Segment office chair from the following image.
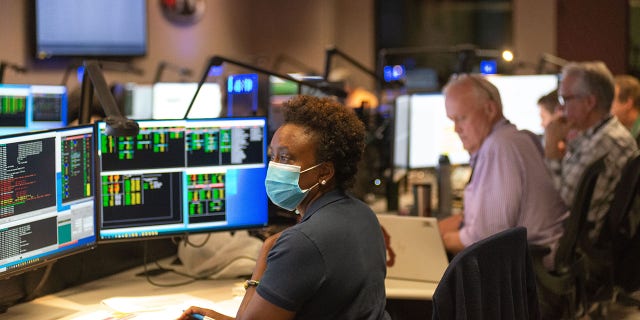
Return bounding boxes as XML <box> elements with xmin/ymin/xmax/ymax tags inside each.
<box><xmin>432</xmin><ymin>227</ymin><xmax>540</xmax><ymax>320</ymax></box>
<box><xmin>586</xmin><ymin>153</ymin><xmax>640</xmax><ymax>308</ymax></box>
<box><xmin>530</xmin><ymin>156</ymin><xmax>606</xmax><ymax>319</ymax></box>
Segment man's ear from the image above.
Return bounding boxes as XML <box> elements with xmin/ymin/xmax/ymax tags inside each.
<box><xmin>484</xmin><ymin>100</ymin><xmax>499</xmax><ymax>119</ymax></box>
<box><xmin>584</xmin><ymin>94</ymin><xmax>597</xmax><ymax>113</ymax></box>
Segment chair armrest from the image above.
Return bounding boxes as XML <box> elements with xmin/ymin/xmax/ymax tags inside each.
<box><xmin>529</xmin><ymin>243</ymin><xmax>577</xmax><ymax>295</ymax></box>
<box><xmin>529</xmin><ymin>244</ymin><xmax>551</xmax><ymax>258</ymax></box>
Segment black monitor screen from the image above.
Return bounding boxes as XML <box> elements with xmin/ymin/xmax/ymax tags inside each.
<box><xmin>97</xmin><ymin>118</ymin><xmax>269</xmax><ymax>241</ymax></box>
<box><xmin>0</xmin><ymin>125</ymin><xmax>96</xmax><ymax>279</ymax></box>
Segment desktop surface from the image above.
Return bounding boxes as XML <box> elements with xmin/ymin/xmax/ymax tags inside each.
<box><xmin>0</xmin><ymin>258</ymin><xmax>243</xmax><ymax>320</ymax></box>
<box><xmin>0</xmin><ymin>259</ymin><xmax>437</xmax><ymax>320</ymax></box>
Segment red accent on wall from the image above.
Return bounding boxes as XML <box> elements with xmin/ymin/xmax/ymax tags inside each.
<box><xmin>556</xmin><ymin>0</ymin><xmax>629</xmax><ymax>74</ymax></box>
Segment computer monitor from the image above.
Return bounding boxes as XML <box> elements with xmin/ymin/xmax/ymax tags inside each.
<box><xmin>34</xmin><ymin>0</ymin><xmax>147</xmax><ymax>58</ymax></box>
<box><xmin>0</xmin><ymin>85</ymin><xmax>30</xmax><ymax>135</ymax></box>
<box><xmin>96</xmin><ymin>117</ymin><xmax>269</xmax><ymax>241</ymax></box>
<box><xmin>152</xmin><ymin>82</ymin><xmax>222</xmax><ymax>120</ymax></box>
<box><xmin>0</xmin><ymin>125</ymin><xmax>96</xmax><ymax>280</ymax></box>
<box><xmin>393</xmin><ymin>93</ymin><xmax>468</xmax><ymax>170</ymax></box>
<box><xmin>268</xmin><ymin>76</ymin><xmax>299</xmax><ymax>138</ymax></box>
<box><xmin>29</xmin><ymin>85</ymin><xmax>68</xmax><ymax>130</ymax></box>
<box><xmin>0</xmin><ymin>84</ymin><xmax>68</xmax><ymax>136</ymax></box>
<box><xmin>123</xmin><ymin>83</ymin><xmax>153</xmax><ymax>120</ymax></box>
<box><xmin>486</xmin><ymin>74</ymin><xmax>559</xmax><ymax>135</ymax></box>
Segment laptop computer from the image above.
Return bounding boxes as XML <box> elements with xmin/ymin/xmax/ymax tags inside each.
<box><xmin>377</xmin><ymin>214</ymin><xmax>449</xmax><ymax>283</ymax></box>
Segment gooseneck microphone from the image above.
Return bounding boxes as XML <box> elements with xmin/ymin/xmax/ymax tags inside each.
<box><xmin>153</xmin><ymin>60</ymin><xmax>193</xmax><ymax>83</ymax></box>
<box><xmin>183</xmin><ymin>55</ymin><xmax>348</xmax><ymax>119</ymax></box>
<box><xmin>0</xmin><ymin>60</ymin><xmax>28</xmax><ymax>84</ymax></box>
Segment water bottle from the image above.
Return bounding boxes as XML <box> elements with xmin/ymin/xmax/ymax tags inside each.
<box><xmin>437</xmin><ymin>154</ymin><xmax>452</xmax><ymax>219</ymax></box>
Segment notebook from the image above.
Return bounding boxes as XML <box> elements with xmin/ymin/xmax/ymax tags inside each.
<box><xmin>377</xmin><ymin>214</ymin><xmax>449</xmax><ymax>283</ymax></box>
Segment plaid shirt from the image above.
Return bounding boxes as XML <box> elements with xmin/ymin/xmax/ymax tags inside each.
<box><xmin>546</xmin><ymin>116</ymin><xmax>639</xmax><ymax>239</ymax></box>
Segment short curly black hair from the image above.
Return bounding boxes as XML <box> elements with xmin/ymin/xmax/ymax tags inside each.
<box><xmin>282</xmin><ymin>95</ymin><xmax>366</xmax><ymax>190</ymax></box>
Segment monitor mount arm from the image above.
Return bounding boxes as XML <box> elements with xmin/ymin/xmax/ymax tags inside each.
<box><xmin>79</xmin><ymin>60</ymin><xmax>140</xmax><ymax>136</ymax></box>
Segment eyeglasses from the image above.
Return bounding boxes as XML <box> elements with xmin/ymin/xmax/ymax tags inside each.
<box><xmin>558</xmin><ymin>94</ymin><xmax>583</xmax><ymax>106</ymax></box>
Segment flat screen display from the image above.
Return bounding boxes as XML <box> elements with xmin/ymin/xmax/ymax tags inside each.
<box><xmin>96</xmin><ymin>118</ymin><xmax>269</xmax><ymax>241</ymax></box>
<box><xmin>34</xmin><ymin>0</ymin><xmax>147</xmax><ymax>58</ymax></box>
<box><xmin>0</xmin><ymin>125</ymin><xmax>96</xmax><ymax>279</ymax></box>
<box><xmin>152</xmin><ymin>82</ymin><xmax>222</xmax><ymax>120</ymax></box>
<box><xmin>486</xmin><ymin>74</ymin><xmax>559</xmax><ymax>135</ymax></box>
<box><xmin>394</xmin><ymin>93</ymin><xmax>468</xmax><ymax>169</ymax></box>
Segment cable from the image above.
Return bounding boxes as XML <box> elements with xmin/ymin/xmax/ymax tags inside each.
<box><xmin>142</xmin><ymin>241</ymin><xmax>197</xmax><ymax>287</ymax></box>
<box><xmin>141</xmin><ymin>239</ymin><xmax>258</xmax><ymax>288</ymax></box>
<box><xmin>182</xmin><ymin>233</ymin><xmax>212</xmax><ymax>248</ymax></box>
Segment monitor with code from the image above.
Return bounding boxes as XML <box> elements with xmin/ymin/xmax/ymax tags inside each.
<box><xmin>0</xmin><ymin>125</ymin><xmax>96</xmax><ymax>279</ymax></box>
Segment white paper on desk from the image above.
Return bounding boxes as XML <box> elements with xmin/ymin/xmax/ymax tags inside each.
<box><xmin>102</xmin><ymin>293</ymin><xmax>242</xmax><ymax>318</ymax></box>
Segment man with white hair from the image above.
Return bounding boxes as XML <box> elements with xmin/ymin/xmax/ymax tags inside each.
<box><xmin>545</xmin><ymin>61</ymin><xmax>638</xmax><ymax>241</ymax></box>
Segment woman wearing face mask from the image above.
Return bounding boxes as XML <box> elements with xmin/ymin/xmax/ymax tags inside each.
<box><xmin>179</xmin><ymin>95</ymin><xmax>390</xmax><ymax>320</ymax></box>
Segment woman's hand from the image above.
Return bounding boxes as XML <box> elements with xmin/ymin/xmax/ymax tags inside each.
<box><xmin>178</xmin><ymin>306</ymin><xmax>234</xmax><ymax>320</ymax></box>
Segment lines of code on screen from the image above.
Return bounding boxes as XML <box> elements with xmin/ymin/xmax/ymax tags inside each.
<box><xmin>61</xmin><ymin>133</ymin><xmax>93</xmax><ymax>203</ymax></box>
<box><xmin>0</xmin><ymin>137</ymin><xmax>56</xmax><ymax>218</ymax></box>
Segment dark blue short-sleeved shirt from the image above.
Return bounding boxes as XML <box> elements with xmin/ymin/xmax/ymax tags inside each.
<box><xmin>257</xmin><ymin>189</ymin><xmax>390</xmax><ymax>320</ymax></box>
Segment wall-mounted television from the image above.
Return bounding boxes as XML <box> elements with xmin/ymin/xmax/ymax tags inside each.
<box><xmin>34</xmin><ymin>0</ymin><xmax>147</xmax><ymax>59</ymax></box>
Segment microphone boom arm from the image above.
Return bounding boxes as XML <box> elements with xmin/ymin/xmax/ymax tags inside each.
<box><xmin>183</xmin><ymin>55</ymin><xmax>347</xmax><ymax>119</ymax></box>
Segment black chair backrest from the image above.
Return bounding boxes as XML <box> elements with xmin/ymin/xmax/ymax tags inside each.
<box><xmin>432</xmin><ymin>227</ymin><xmax>540</xmax><ymax>320</ymax></box>
<box><xmin>605</xmin><ymin>153</ymin><xmax>640</xmax><ymax>292</ymax></box>
<box><xmin>554</xmin><ymin>156</ymin><xmax>607</xmax><ymax>271</ymax></box>
<box><xmin>607</xmin><ymin>153</ymin><xmax>640</xmax><ymax>237</ymax></box>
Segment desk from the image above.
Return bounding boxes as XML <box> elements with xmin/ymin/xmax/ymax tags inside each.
<box><xmin>0</xmin><ymin>259</ymin><xmax>242</xmax><ymax>320</ymax></box>
<box><xmin>1</xmin><ymin>257</ymin><xmax>438</xmax><ymax>320</ymax></box>
<box><xmin>385</xmin><ymin>278</ymin><xmax>437</xmax><ymax>300</ymax></box>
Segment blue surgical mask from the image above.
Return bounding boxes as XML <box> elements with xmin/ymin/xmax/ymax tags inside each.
<box><xmin>264</xmin><ymin>161</ymin><xmax>322</xmax><ymax>211</ymax></box>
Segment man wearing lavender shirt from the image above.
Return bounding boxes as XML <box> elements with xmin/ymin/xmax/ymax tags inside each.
<box><xmin>438</xmin><ymin>74</ymin><xmax>567</xmax><ymax>268</ymax></box>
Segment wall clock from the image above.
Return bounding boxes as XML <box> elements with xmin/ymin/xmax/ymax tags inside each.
<box><xmin>160</xmin><ymin>0</ymin><xmax>205</xmax><ymax>25</ymax></box>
